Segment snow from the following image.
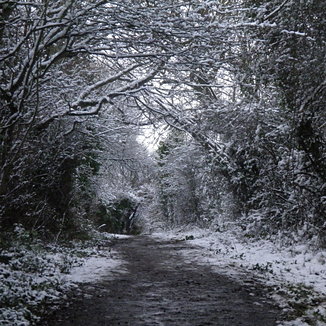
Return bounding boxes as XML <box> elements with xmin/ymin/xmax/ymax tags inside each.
<box><xmin>106</xmin><ymin>233</ymin><xmax>132</xmax><ymax>240</ymax></box>
<box><xmin>153</xmin><ymin>227</ymin><xmax>326</xmax><ymax>325</ymax></box>
<box><xmin>153</xmin><ymin>228</ymin><xmax>326</xmax><ymax>295</ymax></box>
<box><xmin>64</xmin><ymin>250</ymin><xmax>126</xmax><ymax>283</ymax></box>
<box><xmin>63</xmin><ymin>233</ymin><xmax>131</xmax><ymax>284</ymax></box>
<box><xmin>0</xmin><ymin>232</ymin><xmax>128</xmax><ymax>325</ymax></box>
<box><xmin>2</xmin><ymin>227</ymin><xmax>325</xmax><ymax>325</ymax></box>
<box><xmin>279</xmin><ymin>321</ymin><xmax>310</xmax><ymax>326</ymax></box>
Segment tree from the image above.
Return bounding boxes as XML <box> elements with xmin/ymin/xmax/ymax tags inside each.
<box><xmin>0</xmin><ymin>0</ymin><xmax>161</xmax><ymax>234</ymax></box>
<box><xmin>1</xmin><ymin>0</ymin><xmax>324</xmax><ymax>245</ymax></box>
<box><xmin>235</xmin><ymin>0</ymin><xmax>326</xmax><ymax>241</ymax></box>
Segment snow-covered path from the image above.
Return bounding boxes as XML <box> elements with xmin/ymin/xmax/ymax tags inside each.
<box><xmin>42</xmin><ymin>236</ymin><xmax>281</xmax><ymax>325</ymax></box>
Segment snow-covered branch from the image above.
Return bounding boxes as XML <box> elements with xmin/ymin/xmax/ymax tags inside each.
<box><xmin>68</xmin><ymin>63</ymin><xmax>164</xmax><ymax>115</ymax></box>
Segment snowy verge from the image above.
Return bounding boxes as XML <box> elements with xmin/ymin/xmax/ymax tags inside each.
<box><xmin>63</xmin><ymin>250</ymin><xmax>126</xmax><ymax>284</ymax></box>
<box><xmin>152</xmin><ymin>227</ymin><xmax>326</xmax><ymax>326</ymax></box>
<box><xmin>0</xmin><ymin>229</ymin><xmax>127</xmax><ymax>326</ymax></box>
<box><xmin>62</xmin><ymin>233</ymin><xmax>130</xmax><ymax>284</ymax></box>
<box><xmin>64</xmin><ymin>255</ymin><xmax>121</xmax><ymax>283</ymax></box>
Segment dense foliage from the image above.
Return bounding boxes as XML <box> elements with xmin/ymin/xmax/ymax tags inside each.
<box><xmin>0</xmin><ymin>0</ymin><xmax>325</xmax><ymax>245</ymax></box>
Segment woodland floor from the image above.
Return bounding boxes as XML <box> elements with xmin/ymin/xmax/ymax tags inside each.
<box><xmin>41</xmin><ymin>236</ymin><xmax>283</xmax><ymax>326</ymax></box>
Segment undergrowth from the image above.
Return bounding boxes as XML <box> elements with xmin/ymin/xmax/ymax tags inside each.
<box><xmin>0</xmin><ymin>224</ymin><xmax>108</xmax><ymax>325</ymax></box>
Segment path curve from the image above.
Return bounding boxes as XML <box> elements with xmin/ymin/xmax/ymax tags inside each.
<box><xmin>42</xmin><ymin>236</ymin><xmax>281</xmax><ymax>325</ymax></box>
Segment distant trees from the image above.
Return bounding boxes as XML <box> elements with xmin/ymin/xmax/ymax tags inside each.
<box><xmin>155</xmin><ymin>130</ymin><xmax>232</xmax><ymax>229</ymax></box>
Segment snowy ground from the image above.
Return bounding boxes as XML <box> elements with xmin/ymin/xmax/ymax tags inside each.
<box><xmin>63</xmin><ymin>234</ymin><xmax>130</xmax><ymax>284</ymax></box>
<box><xmin>1</xmin><ymin>227</ymin><xmax>325</xmax><ymax>325</ymax></box>
<box><xmin>153</xmin><ymin>227</ymin><xmax>326</xmax><ymax>326</ymax></box>
<box><xmin>0</xmin><ymin>231</ymin><xmax>128</xmax><ymax>326</ymax></box>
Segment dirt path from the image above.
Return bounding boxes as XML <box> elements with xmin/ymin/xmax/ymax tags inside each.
<box><xmin>42</xmin><ymin>236</ymin><xmax>282</xmax><ymax>325</ymax></box>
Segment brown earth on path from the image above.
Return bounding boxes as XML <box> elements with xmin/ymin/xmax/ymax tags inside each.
<box><xmin>41</xmin><ymin>236</ymin><xmax>282</xmax><ymax>326</ymax></box>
